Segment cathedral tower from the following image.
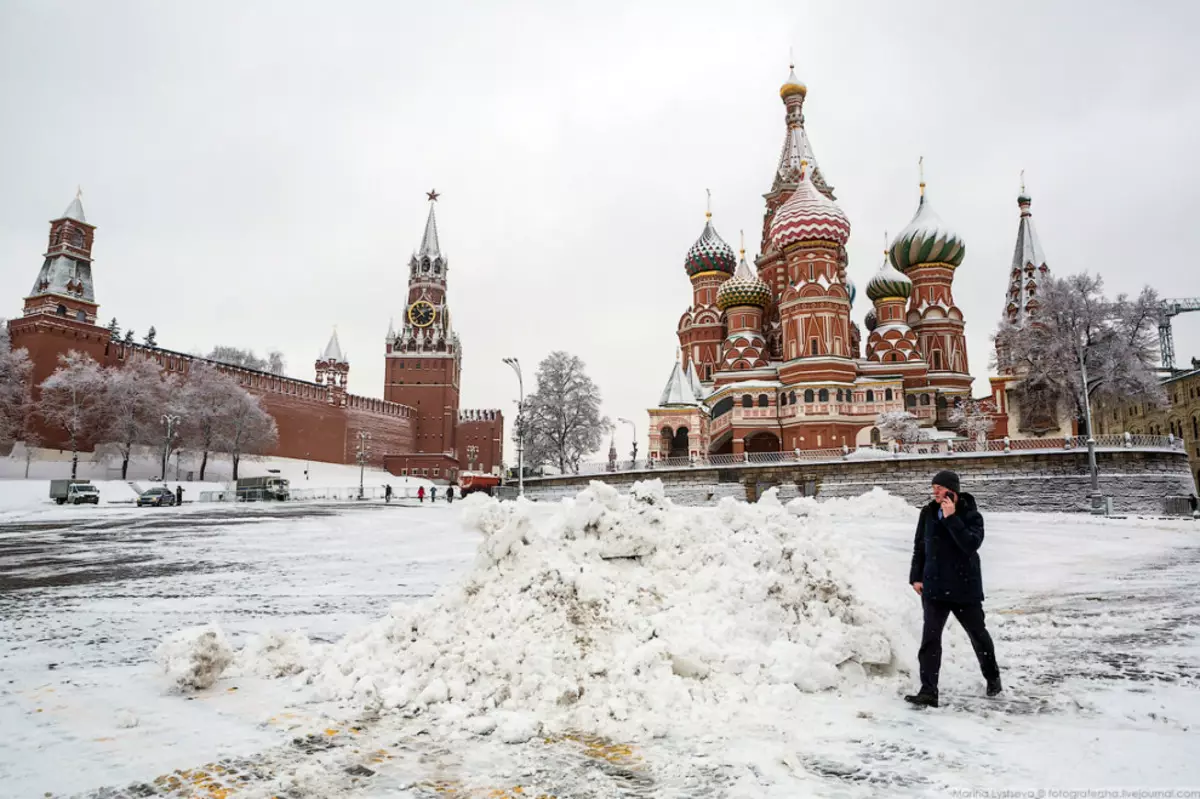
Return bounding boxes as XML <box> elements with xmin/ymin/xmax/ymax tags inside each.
<box><xmin>384</xmin><ymin>191</ymin><xmax>462</xmax><ymax>477</ymax></box>
<box><xmin>715</xmin><ymin>242</ymin><xmax>771</xmax><ymax>371</ymax></box>
<box><xmin>677</xmin><ymin>199</ymin><xmax>735</xmax><ymax>382</ymax></box>
<box><xmin>24</xmin><ymin>190</ymin><xmax>99</xmax><ymax>324</ymax></box>
<box><xmin>890</xmin><ymin>169</ymin><xmax>971</xmax><ymax>401</ymax></box>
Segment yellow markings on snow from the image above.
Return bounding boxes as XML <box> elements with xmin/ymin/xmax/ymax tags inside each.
<box><xmin>548</xmin><ymin>732</ymin><xmax>643</xmax><ymax>769</ymax></box>
<box><xmin>149</xmin><ymin>766</ymin><xmax>239</xmax><ymax>798</ymax></box>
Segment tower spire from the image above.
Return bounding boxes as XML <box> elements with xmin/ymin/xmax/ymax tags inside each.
<box><xmin>918</xmin><ymin>156</ymin><xmax>925</xmax><ymax>197</ymax></box>
<box><xmin>62</xmin><ymin>186</ymin><xmax>86</xmax><ymax>223</ymax></box>
<box><xmin>418</xmin><ymin>191</ymin><xmax>442</xmax><ymax>259</ymax></box>
<box><xmin>705</xmin><ymin>188</ymin><xmax>712</xmax><ymax>220</ymax></box>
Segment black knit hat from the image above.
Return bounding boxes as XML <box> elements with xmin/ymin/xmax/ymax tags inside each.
<box><xmin>931</xmin><ymin>469</ymin><xmax>960</xmax><ymax>495</ymax></box>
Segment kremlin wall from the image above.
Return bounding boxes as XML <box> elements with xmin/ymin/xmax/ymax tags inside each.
<box><xmin>7</xmin><ymin>193</ymin><xmax>503</xmax><ymax>482</ymax></box>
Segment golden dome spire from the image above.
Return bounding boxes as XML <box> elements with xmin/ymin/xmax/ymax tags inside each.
<box><xmin>780</xmin><ymin>52</ymin><xmax>807</xmax><ymax>99</ymax></box>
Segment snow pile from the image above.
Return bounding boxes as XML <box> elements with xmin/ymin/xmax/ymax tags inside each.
<box><xmin>306</xmin><ymin>480</ymin><xmax>916</xmax><ymax>742</ymax></box>
<box><xmin>155</xmin><ymin>624</ymin><xmax>234</xmax><ymax>691</ymax></box>
<box><xmin>236</xmin><ymin>630</ymin><xmax>319</xmax><ymax>678</ymax></box>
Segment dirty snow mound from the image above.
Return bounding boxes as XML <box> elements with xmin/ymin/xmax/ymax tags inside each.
<box><xmin>156</xmin><ymin>623</ymin><xmax>234</xmax><ymax>691</ymax></box>
<box><xmin>236</xmin><ymin>630</ymin><xmax>319</xmax><ymax>678</ymax></box>
<box><xmin>307</xmin><ymin>480</ymin><xmax>916</xmax><ymax>742</ymax></box>
<box><xmin>789</xmin><ymin>485</ymin><xmax>919</xmax><ymax>521</ymax></box>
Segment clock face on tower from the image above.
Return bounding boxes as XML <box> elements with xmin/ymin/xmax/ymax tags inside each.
<box><xmin>408</xmin><ymin>300</ymin><xmax>437</xmax><ymax>328</ymax></box>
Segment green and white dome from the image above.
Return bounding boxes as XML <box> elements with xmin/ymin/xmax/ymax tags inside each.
<box><xmin>866</xmin><ymin>256</ymin><xmax>913</xmax><ymax>302</ymax></box>
<box><xmin>889</xmin><ymin>193</ymin><xmax>965</xmax><ymax>272</ymax></box>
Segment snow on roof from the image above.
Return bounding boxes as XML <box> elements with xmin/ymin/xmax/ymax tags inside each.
<box><xmin>658</xmin><ymin>360</ymin><xmax>700</xmax><ymax>407</ymax></box>
<box><xmin>60</xmin><ymin>191</ymin><xmax>86</xmax><ymax>223</ymax></box>
<box><xmin>685</xmin><ymin>361</ymin><xmax>708</xmax><ymax>399</ymax></box>
<box><xmin>419</xmin><ymin>201</ymin><xmax>442</xmax><ymax>259</ymax></box>
<box><xmin>322</xmin><ymin>329</ymin><xmax>345</xmax><ymax>362</ymax></box>
<box><xmin>1007</xmin><ymin>193</ymin><xmax>1049</xmax><ymax>321</ymax></box>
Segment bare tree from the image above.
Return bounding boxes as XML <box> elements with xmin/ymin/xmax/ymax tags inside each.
<box><xmin>179</xmin><ymin>362</ymin><xmax>243</xmax><ymax>480</ymax></box>
<box><xmin>876</xmin><ymin>410</ymin><xmax>922</xmax><ymax>446</ymax></box>
<box><xmin>22</xmin><ymin>426</ymin><xmax>43</xmax><ymax>478</ymax></box>
<box><xmin>222</xmin><ymin>390</ymin><xmax>278</xmax><ymax>481</ymax></box>
<box><xmin>995</xmin><ymin>274</ymin><xmax>1165</xmax><ymax>434</ymax></box>
<box><xmin>524</xmin><ymin>351</ymin><xmax>612</xmax><ymax>474</ymax></box>
<box><xmin>949</xmin><ymin>398</ymin><xmax>997</xmax><ymax>443</ymax></box>
<box><xmin>39</xmin><ymin>351</ymin><xmax>109</xmax><ymax>479</ymax></box>
<box><xmin>0</xmin><ymin>344</ymin><xmax>33</xmax><ymax>450</ymax></box>
<box><xmin>267</xmin><ymin>350</ymin><xmax>286</xmax><ymax>376</ymax></box>
<box><xmin>102</xmin><ymin>357</ymin><xmax>172</xmax><ymax>479</ymax></box>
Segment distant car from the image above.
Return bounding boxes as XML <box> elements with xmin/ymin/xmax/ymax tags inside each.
<box><xmin>137</xmin><ymin>487</ymin><xmax>177</xmax><ymax>507</ymax></box>
<box><xmin>49</xmin><ymin>480</ymin><xmax>100</xmax><ymax>505</ymax></box>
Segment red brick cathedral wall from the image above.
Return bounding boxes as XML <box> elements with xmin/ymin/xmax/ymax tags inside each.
<box><xmin>7</xmin><ymin>319</ymin><xmax>415</xmax><ymax>468</ymax></box>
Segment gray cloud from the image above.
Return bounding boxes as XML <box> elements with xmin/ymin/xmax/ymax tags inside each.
<box><xmin>3</xmin><ymin>0</ymin><xmax>1198</xmax><ymax>463</ymax></box>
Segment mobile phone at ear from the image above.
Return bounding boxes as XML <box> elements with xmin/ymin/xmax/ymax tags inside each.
<box><xmin>946</xmin><ymin>490</ymin><xmax>957</xmax><ymax>503</ymax></box>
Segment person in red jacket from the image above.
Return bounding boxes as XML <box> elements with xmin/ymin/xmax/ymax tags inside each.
<box><xmin>905</xmin><ymin>469</ymin><xmax>1002</xmax><ymax>708</ymax></box>
<box><xmin>417</xmin><ymin>485</ymin><xmax>425</xmax><ymax>503</ymax></box>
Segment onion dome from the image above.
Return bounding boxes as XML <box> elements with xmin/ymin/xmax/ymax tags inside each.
<box><xmin>889</xmin><ymin>189</ymin><xmax>965</xmax><ymax>273</ymax></box>
<box><xmin>716</xmin><ymin>252</ymin><xmax>771</xmax><ymax>311</ymax></box>
<box><xmin>684</xmin><ymin>215</ymin><xmax>737</xmax><ymax>277</ymax></box>
<box><xmin>780</xmin><ymin>64</ymin><xmax>807</xmax><ymax>100</ymax></box>
<box><xmin>866</xmin><ymin>256</ymin><xmax>913</xmax><ymax>302</ymax></box>
<box><xmin>864</xmin><ymin>308</ymin><xmax>878</xmax><ymax>331</ymax></box>
<box><xmin>846</xmin><ymin>275</ymin><xmax>857</xmax><ymax>306</ymax></box>
<box><xmin>769</xmin><ymin>160</ymin><xmax>851</xmax><ymax>251</ymax></box>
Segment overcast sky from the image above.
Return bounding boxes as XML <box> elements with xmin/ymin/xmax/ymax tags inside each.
<box><xmin>3</xmin><ymin>0</ymin><xmax>1199</xmax><ymax>463</ymax></box>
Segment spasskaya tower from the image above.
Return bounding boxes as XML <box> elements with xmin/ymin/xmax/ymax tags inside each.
<box><xmin>382</xmin><ymin>190</ymin><xmax>465</xmax><ymax>480</ymax></box>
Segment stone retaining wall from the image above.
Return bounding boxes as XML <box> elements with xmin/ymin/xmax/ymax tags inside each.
<box><xmin>521</xmin><ymin>449</ymin><xmax>1196</xmax><ymax>515</ymax></box>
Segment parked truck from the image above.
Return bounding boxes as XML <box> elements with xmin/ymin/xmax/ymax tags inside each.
<box><xmin>235</xmin><ymin>475</ymin><xmax>290</xmax><ymax>501</ymax></box>
<box><xmin>49</xmin><ymin>480</ymin><xmax>100</xmax><ymax>505</ymax></box>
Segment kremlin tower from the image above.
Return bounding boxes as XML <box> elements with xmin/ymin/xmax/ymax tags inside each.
<box><xmin>651</xmin><ymin>65</ymin><xmax>977</xmax><ymax>457</ymax></box>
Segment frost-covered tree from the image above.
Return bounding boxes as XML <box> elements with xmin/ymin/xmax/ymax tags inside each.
<box><xmin>949</xmin><ymin>398</ymin><xmax>997</xmax><ymax>444</ymax></box>
<box><xmin>524</xmin><ymin>351</ymin><xmax>612</xmax><ymax>474</ymax></box>
<box><xmin>143</xmin><ymin>326</ymin><xmax>158</xmax><ymax>348</ymax></box>
<box><xmin>0</xmin><ymin>345</ymin><xmax>34</xmax><ymax>449</ymax></box>
<box><xmin>22</xmin><ymin>426</ymin><xmax>43</xmax><ymax>478</ymax></box>
<box><xmin>102</xmin><ymin>357</ymin><xmax>172</xmax><ymax>479</ymax></box>
<box><xmin>179</xmin><ymin>362</ymin><xmax>243</xmax><ymax>480</ymax></box>
<box><xmin>208</xmin><ymin>346</ymin><xmax>287</xmax><ymax>376</ymax></box>
<box><xmin>222</xmin><ymin>390</ymin><xmax>278</xmax><ymax>480</ymax></box>
<box><xmin>107</xmin><ymin>318</ymin><xmax>121</xmax><ymax>341</ymax></box>
<box><xmin>876</xmin><ymin>410</ymin><xmax>922</xmax><ymax>446</ymax></box>
<box><xmin>123</xmin><ymin>330</ymin><xmax>135</xmax><ymax>345</ymax></box>
<box><xmin>995</xmin><ymin>274</ymin><xmax>1165</xmax><ymax>434</ymax></box>
<box><xmin>39</xmin><ymin>351</ymin><xmax>109</xmax><ymax>478</ymax></box>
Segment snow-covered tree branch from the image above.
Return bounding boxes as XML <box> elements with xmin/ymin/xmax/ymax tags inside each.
<box><xmin>948</xmin><ymin>398</ymin><xmax>996</xmax><ymax>443</ymax></box>
<box><xmin>38</xmin><ymin>351</ymin><xmax>109</xmax><ymax>479</ymax></box>
<box><xmin>875</xmin><ymin>410</ymin><xmax>923</xmax><ymax>446</ymax></box>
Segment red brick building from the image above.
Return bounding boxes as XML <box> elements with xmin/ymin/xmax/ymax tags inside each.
<box><xmin>8</xmin><ymin>192</ymin><xmax>503</xmax><ymax>481</ymax></box>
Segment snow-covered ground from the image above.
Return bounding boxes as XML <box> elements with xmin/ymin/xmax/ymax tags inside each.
<box><xmin>0</xmin><ymin>485</ymin><xmax>1197</xmax><ymax>798</ymax></box>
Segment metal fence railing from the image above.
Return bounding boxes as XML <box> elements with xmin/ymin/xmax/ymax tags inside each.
<box><xmin>534</xmin><ymin>434</ymin><xmax>1185</xmax><ymax>481</ymax></box>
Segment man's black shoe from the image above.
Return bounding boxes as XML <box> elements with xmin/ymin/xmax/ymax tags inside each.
<box><xmin>904</xmin><ymin>692</ymin><xmax>939</xmax><ymax>708</ymax></box>
<box><xmin>986</xmin><ymin>678</ymin><xmax>1003</xmax><ymax>697</ymax></box>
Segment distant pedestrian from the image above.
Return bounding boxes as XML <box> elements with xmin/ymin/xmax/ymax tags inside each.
<box><xmin>385</xmin><ymin>484</ymin><xmax>393</xmax><ymax>504</ymax></box>
<box><xmin>446</xmin><ymin>485</ymin><xmax>455</xmax><ymax>504</ymax></box>
<box><xmin>431</xmin><ymin>486</ymin><xmax>438</xmax><ymax>503</ymax></box>
<box><xmin>417</xmin><ymin>486</ymin><xmax>425</xmax><ymax>503</ymax></box>
<box><xmin>1189</xmin><ymin>493</ymin><xmax>1198</xmax><ymax>516</ymax></box>
<box><xmin>175</xmin><ymin>485</ymin><xmax>184</xmax><ymax>506</ymax></box>
<box><xmin>905</xmin><ymin>469</ymin><xmax>1001</xmax><ymax>708</ymax></box>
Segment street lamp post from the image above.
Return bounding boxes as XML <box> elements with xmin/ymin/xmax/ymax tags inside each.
<box><xmin>355</xmin><ymin>431</ymin><xmax>371</xmax><ymax>500</ymax></box>
<box><xmin>617</xmin><ymin>417</ymin><xmax>637</xmax><ymax>467</ymax></box>
<box><xmin>161</xmin><ymin>414</ymin><xmax>181</xmax><ymax>482</ymax></box>
<box><xmin>466</xmin><ymin>444</ymin><xmax>479</xmax><ymax>472</ymax></box>
<box><xmin>1076</xmin><ymin>340</ymin><xmax>1102</xmax><ymax>513</ymax></box>
<box><xmin>502</xmin><ymin>357</ymin><xmax>524</xmax><ymax>497</ymax></box>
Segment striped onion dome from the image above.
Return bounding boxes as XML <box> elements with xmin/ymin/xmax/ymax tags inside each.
<box><xmin>889</xmin><ymin>192</ymin><xmax>965</xmax><ymax>272</ymax></box>
<box><xmin>866</xmin><ymin>255</ymin><xmax>913</xmax><ymax>301</ymax></box>
<box><xmin>769</xmin><ymin>162</ymin><xmax>851</xmax><ymax>251</ymax></box>
<box><xmin>846</xmin><ymin>275</ymin><xmax>857</xmax><ymax>305</ymax></box>
<box><xmin>716</xmin><ymin>254</ymin><xmax>771</xmax><ymax>310</ymax></box>
<box><xmin>864</xmin><ymin>308</ymin><xmax>878</xmax><ymax>331</ymax></box>
<box><xmin>684</xmin><ymin>217</ymin><xmax>737</xmax><ymax>277</ymax></box>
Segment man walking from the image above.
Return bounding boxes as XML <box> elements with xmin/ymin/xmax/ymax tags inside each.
<box><xmin>446</xmin><ymin>485</ymin><xmax>455</xmax><ymax>504</ymax></box>
<box><xmin>906</xmin><ymin>469</ymin><xmax>1001</xmax><ymax>707</ymax></box>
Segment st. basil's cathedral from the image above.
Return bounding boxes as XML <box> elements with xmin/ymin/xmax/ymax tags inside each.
<box><xmin>649</xmin><ymin>65</ymin><xmax>1043</xmax><ymax>459</ymax></box>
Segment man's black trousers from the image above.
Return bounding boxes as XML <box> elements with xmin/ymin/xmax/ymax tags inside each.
<box><xmin>919</xmin><ymin>596</ymin><xmax>1000</xmax><ymax>695</ymax></box>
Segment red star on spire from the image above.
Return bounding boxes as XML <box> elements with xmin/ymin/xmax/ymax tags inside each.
<box><xmin>426</xmin><ymin>189</ymin><xmax>440</xmax><ymax>202</ymax></box>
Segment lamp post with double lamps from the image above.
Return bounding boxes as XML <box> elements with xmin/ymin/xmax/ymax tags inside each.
<box><xmin>502</xmin><ymin>357</ymin><xmax>524</xmax><ymax>497</ymax></box>
<box><xmin>617</xmin><ymin>417</ymin><xmax>637</xmax><ymax>468</ymax></box>
<box><xmin>355</xmin><ymin>430</ymin><xmax>371</xmax><ymax>500</ymax></box>
<box><xmin>161</xmin><ymin>414</ymin><xmax>181</xmax><ymax>482</ymax></box>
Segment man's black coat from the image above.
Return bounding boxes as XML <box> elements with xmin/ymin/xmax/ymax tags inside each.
<box><xmin>908</xmin><ymin>492</ymin><xmax>986</xmax><ymax>603</ymax></box>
